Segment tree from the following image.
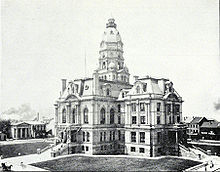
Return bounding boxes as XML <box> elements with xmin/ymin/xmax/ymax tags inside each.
<box><xmin>0</xmin><ymin>119</ymin><xmax>11</xmax><ymax>138</ymax></box>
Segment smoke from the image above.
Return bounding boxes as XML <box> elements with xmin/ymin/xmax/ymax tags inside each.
<box><xmin>1</xmin><ymin>104</ymin><xmax>36</xmax><ymax>121</ymax></box>
<box><xmin>214</xmin><ymin>99</ymin><xmax>220</xmax><ymax>111</ymax></box>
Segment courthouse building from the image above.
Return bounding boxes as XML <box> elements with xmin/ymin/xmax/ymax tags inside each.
<box><xmin>54</xmin><ymin>18</ymin><xmax>186</xmax><ymax>157</ymax></box>
<box><xmin>11</xmin><ymin>121</ymin><xmax>46</xmax><ymax>139</ymax></box>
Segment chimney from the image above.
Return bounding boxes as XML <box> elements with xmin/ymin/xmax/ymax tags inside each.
<box><xmin>61</xmin><ymin>79</ymin><xmax>67</xmax><ymax>92</ymax></box>
<box><xmin>37</xmin><ymin>113</ymin><xmax>39</xmax><ymax>121</ymax></box>
<box><xmin>92</xmin><ymin>70</ymin><xmax>99</xmax><ymax>95</ymax></box>
<box><xmin>133</xmin><ymin>76</ymin><xmax>139</xmax><ymax>81</ymax></box>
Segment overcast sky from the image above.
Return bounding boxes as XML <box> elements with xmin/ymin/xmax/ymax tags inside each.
<box><xmin>1</xmin><ymin>0</ymin><xmax>220</xmax><ymax>121</ymax></box>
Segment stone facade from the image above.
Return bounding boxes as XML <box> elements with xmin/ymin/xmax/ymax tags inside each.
<box><xmin>54</xmin><ymin>18</ymin><xmax>187</xmax><ymax>157</ymax></box>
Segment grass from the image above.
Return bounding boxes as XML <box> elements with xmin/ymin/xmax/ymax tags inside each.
<box><xmin>0</xmin><ymin>141</ymin><xmax>52</xmax><ymax>158</ymax></box>
<box><xmin>32</xmin><ymin>155</ymin><xmax>201</xmax><ymax>171</ymax></box>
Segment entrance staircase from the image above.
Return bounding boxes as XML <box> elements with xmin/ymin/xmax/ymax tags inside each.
<box><xmin>179</xmin><ymin>143</ymin><xmax>207</xmax><ymax>160</ymax></box>
<box><xmin>50</xmin><ymin>143</ymin><xmax>69</xmax><ymax>157</ymax></box>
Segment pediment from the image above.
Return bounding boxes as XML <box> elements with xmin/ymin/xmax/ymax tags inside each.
<box><xmin>164</xmin><ymin>93</ymin><xmax>179</xmax><ymax>101</ymax></box>
<box><xmin>65</xmin><ymin>94</ymin><xmax>79</xmax><ymax>101</ymax></box>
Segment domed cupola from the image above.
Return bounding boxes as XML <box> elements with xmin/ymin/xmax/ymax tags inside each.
<box><xmin>101</xmin><ymin>18</ymin><xmax>122</xmax><ymax>46</ymax></box>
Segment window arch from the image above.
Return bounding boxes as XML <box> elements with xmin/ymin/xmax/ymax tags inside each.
<box><xmin>100</xmin><ymin>108</ymin><xmax>106</xmax><ymax>124</ymax></box>
<box><xmin>136</xmin><ymin>85</ymin><xmax>140</xmax><ymax>94</ymax></box>
<box><xmin>110</xmin><ymin>108</ymin><xmax>115</xmax><ymax>124</ymax></box>
<box><xmin>62</xmin><ymin>108</ymin><xmax>66</xmax><ymax>123</ymax></box>
<box><xmin>72</xmin><ymin>108</ymin><xmax>76</xmax><ymax>123</ymax></box>
<box><xmin>83</xmin><ymin>108</ymin><xmax>89</xmax><ymax>124</ymax></box>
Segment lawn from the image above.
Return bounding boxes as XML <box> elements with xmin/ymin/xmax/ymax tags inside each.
<box><xmin>32</xmin><ymin>155</ymin><xmax>201</xmax><ymax>171</ymax></box>
<box><xmin>0</xmin><ymin>141</ymin><xmax>52</xmax><ymax>158</ymax></box>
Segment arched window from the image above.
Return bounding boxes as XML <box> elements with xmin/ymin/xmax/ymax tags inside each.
<box><xmin>117</xmin><ymin>104</ymin><xmax>121</xmax><ymax>112</ymax></box>
<box><xmin>106</xmin><ymin>88</ymin><xmax>110</xmax><ymax>96</ymax></box>
<box><xmin>104</xmin><ymin>75</ymin><xmax>107</xmax><ymax>80</ymax></box>
<box><xmin>110</xmin><ymin>109</ymin><xmax>115</xmax><ymax>124</ymax></box>
<box><xmin>62</xmin><ymin>109</ymin><xmax>66</xmax><ymax>123</ymax></box>
<box><xmin>102</xmin><ymin>62</ymin><xmax>105</xmax><ymax>69</ymax></box>
<box><xmin>100</xmin><ymin>108</ymin><xmax>106</xmax><ymax>124</ymax></box>
<box><xmin>136</xmin><ymin>86</ymin><xmax>140</xmax><ymax>94</ymax></box>
<box><xmin>87</xmin><ymin>132</ymin><xmax>90</xmax><ymax>142</ymax></box>
<box><xmin>83</xmin><ymin>108</ymin><xmax>89</xmax><ymax>124</ymax></box>
<box><xmin>72</xmin><ymin>109</ymin><xmax>76</xmax><ymax>123</ymax></box>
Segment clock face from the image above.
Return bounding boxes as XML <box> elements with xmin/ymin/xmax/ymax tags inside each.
<box><xmin>85</xmin><ymin>85</ymin><xmax>89</xmax><ymax>90</ymax></box>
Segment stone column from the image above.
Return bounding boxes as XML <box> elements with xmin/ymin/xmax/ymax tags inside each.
<box><xmin>20</xmin><ymin>128</ymin><xmax>22</xmax><ymax>139</ymax></box>
<box><xmin>91</xmin><ymin>102</ymin><xmax>95</xmax><ymax>125</ymax></box>
<box><xmin>25</xmin><ymin>128</ymin><xmax>27</xmax><ymax>138</ymax></box>
<box><xmin>17</xmin><ymin>128</ymin><xmax>19</xmax><ymax>139</ymax></box>
<box><xmin>137</xmin><ymin>101</ymin><xmax>140</xmax><ymax>125</ymax></box>
<box><xmin>54</xmin><ymin>104</ymin><xmax>58</xmax><ymax>124</ymax></box>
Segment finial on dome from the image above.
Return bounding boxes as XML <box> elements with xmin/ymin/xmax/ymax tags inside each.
<box><xmin>106</xmin><ymin>18</ymin><xmax>117</xmax><ymax>28</ymax></box>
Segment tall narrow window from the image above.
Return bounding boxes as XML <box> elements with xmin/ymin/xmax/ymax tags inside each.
<box><xmin>84</xmin><ymin>108</ymin><xmax>89</xmax><ymax>124</ymax></box>
<box><xmin>87</xmin><ymin>132</ymin><xmax>90</xmax><ymax>142</ymax></box>
<box><xmin>83</xmin><ymin>131</ymin><xmax>85</xmax><ymax>142</ymax></box>
<box><xmin>118</xmin><ymin>115</ymin><xmax>121</xmax><ymax>124</ymax></box>
<box><xmin>136</xmin><ymin>86</ymin><xmax>140</xmax><ymax>94</ymax></box>
<box><xmin>62</xmin><ymin>109</ymin><xmax>66</xmax><ymax>123</ymax></box>
<box><xmin>110</xmin><ymin>109</ymin><xmax>115</xmax><ymax>124</ymax></box>
<box><xmin>131</xmin><ymin>103</ymin><xmax>136</xmax><ymax>112</ymax></box>
<box><xmin>100</xmin><ymin>108</ymin><xmax>106</xmax><ymax>124</ymax></box>
<box><xmin>157</xmin><ymin>116</ymin><xmax>161</xmax><ymax>124</ymax></box>
<box><xmin>140</xmin><ymin>103</ymin><xmax>145</xmax><ymax>111</ymax></box>
<box><xmin>118</xmin><ymin>104</ymin><xmax>121</xmax><ymax>112</ymax></box>
<box><xmin>104</xmin><ymin>132</ymin><xmax>106</xmax><ymax>141</ymax></box>
<box><xmin>157</xmin><ymin>132</ymin><xmax>161</xmax><ymax>143</ymax></box>
<box><xmin>131</xmin><ymin>132</ymin><xmax>136</xmax><ymax>142</ymax></box>
<box><xmin>72</xmin><ymin>109</ymin><xmax>76</xmax><ymax>123</ymax></box>
<box><xmin>132</xmin><ymin>116</ymin><xmax>137</xmax><ymax>124</ymax></box>
<box><xmin>100</xmin><ymin>132</ymin><xmax>103</xmax><ymax>142</ymax></box>
<box><xmin>143</xmin><ymin>84</ymin><xmax>147</xmax><ymax>92</ymax></box>
<box><xmin>106</xmin><ymin>88</ymin><xmax>110</xmax><ymax>96</ymax></box>
<box><xmin>140</xmin><ymin>116</ymin><xmax>146</xmax><ymax>124</ymax></box>
<box><xmin>157</xmin><ymin>103</ymin><xmax>161</xmax><ymax>112</ymax></box>
<box><xmin>140</xmin><ymin>132</ymin><xmax>145</xmax><ymax>143</ymax></box>
<box><xmin>118</xmin><ymin>130</ymin><xmax>121</xmax><ymax>141</ymax></box>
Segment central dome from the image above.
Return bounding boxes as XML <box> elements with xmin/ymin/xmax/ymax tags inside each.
<box><xmin>102</xmin><ymin>18</ymin><xmax>122</xmax><ymax>43</ymax></box>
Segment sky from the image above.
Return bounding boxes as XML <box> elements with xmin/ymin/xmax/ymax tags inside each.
<box><xmin>1</xmin><ymin>0</ymin><xmax>220</xmax><ymax>121</ymax></box>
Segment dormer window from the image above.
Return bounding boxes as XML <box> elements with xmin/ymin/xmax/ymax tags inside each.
<box><xmin>122</xmin><ymin>92</ymin><xmax>125</xmax><ymax>98</ymax></box>
<box><xmin>103</xmin><ymin>62</ymin><xmax>106</xmax><ymax>69</ymax></box>
<box><xmin>136</xmin><ymin>86</ymin><xmax>140</xmax><ymax>94</ymax></box>
<box><xmin>143</xmin><ymin>84</ymin><xmax>147</xmax><ymax>92</ymax></box>
<box><xmin>106</xmin><ymin>88</ymin><xmax>110</xmax><ymax>96</ymax></box>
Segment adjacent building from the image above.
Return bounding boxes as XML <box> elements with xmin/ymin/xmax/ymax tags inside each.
<box><xmin>200</xmin><ymin>120</ymin><xmax>220</xmax><ymax>140</ymax></box>
<box><xmin>11</xmin><ymin>121</ymin><xmax>46</xmax><ymax>139</ymax></box>
<box><xmin>187</xmin><ymin>117</ymin><xmax>208</xmax><ymax>140</ymax></box>
<box><xmin>54</xmin><ymin>18</ymin><xmax>186</xmax><ymax>157</ymax></box>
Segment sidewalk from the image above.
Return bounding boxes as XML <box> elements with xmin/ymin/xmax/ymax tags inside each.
<box><xmin>0</xmin><ymin>138</ymin><xmax>54</xmax><ymax>146</ymax></box>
